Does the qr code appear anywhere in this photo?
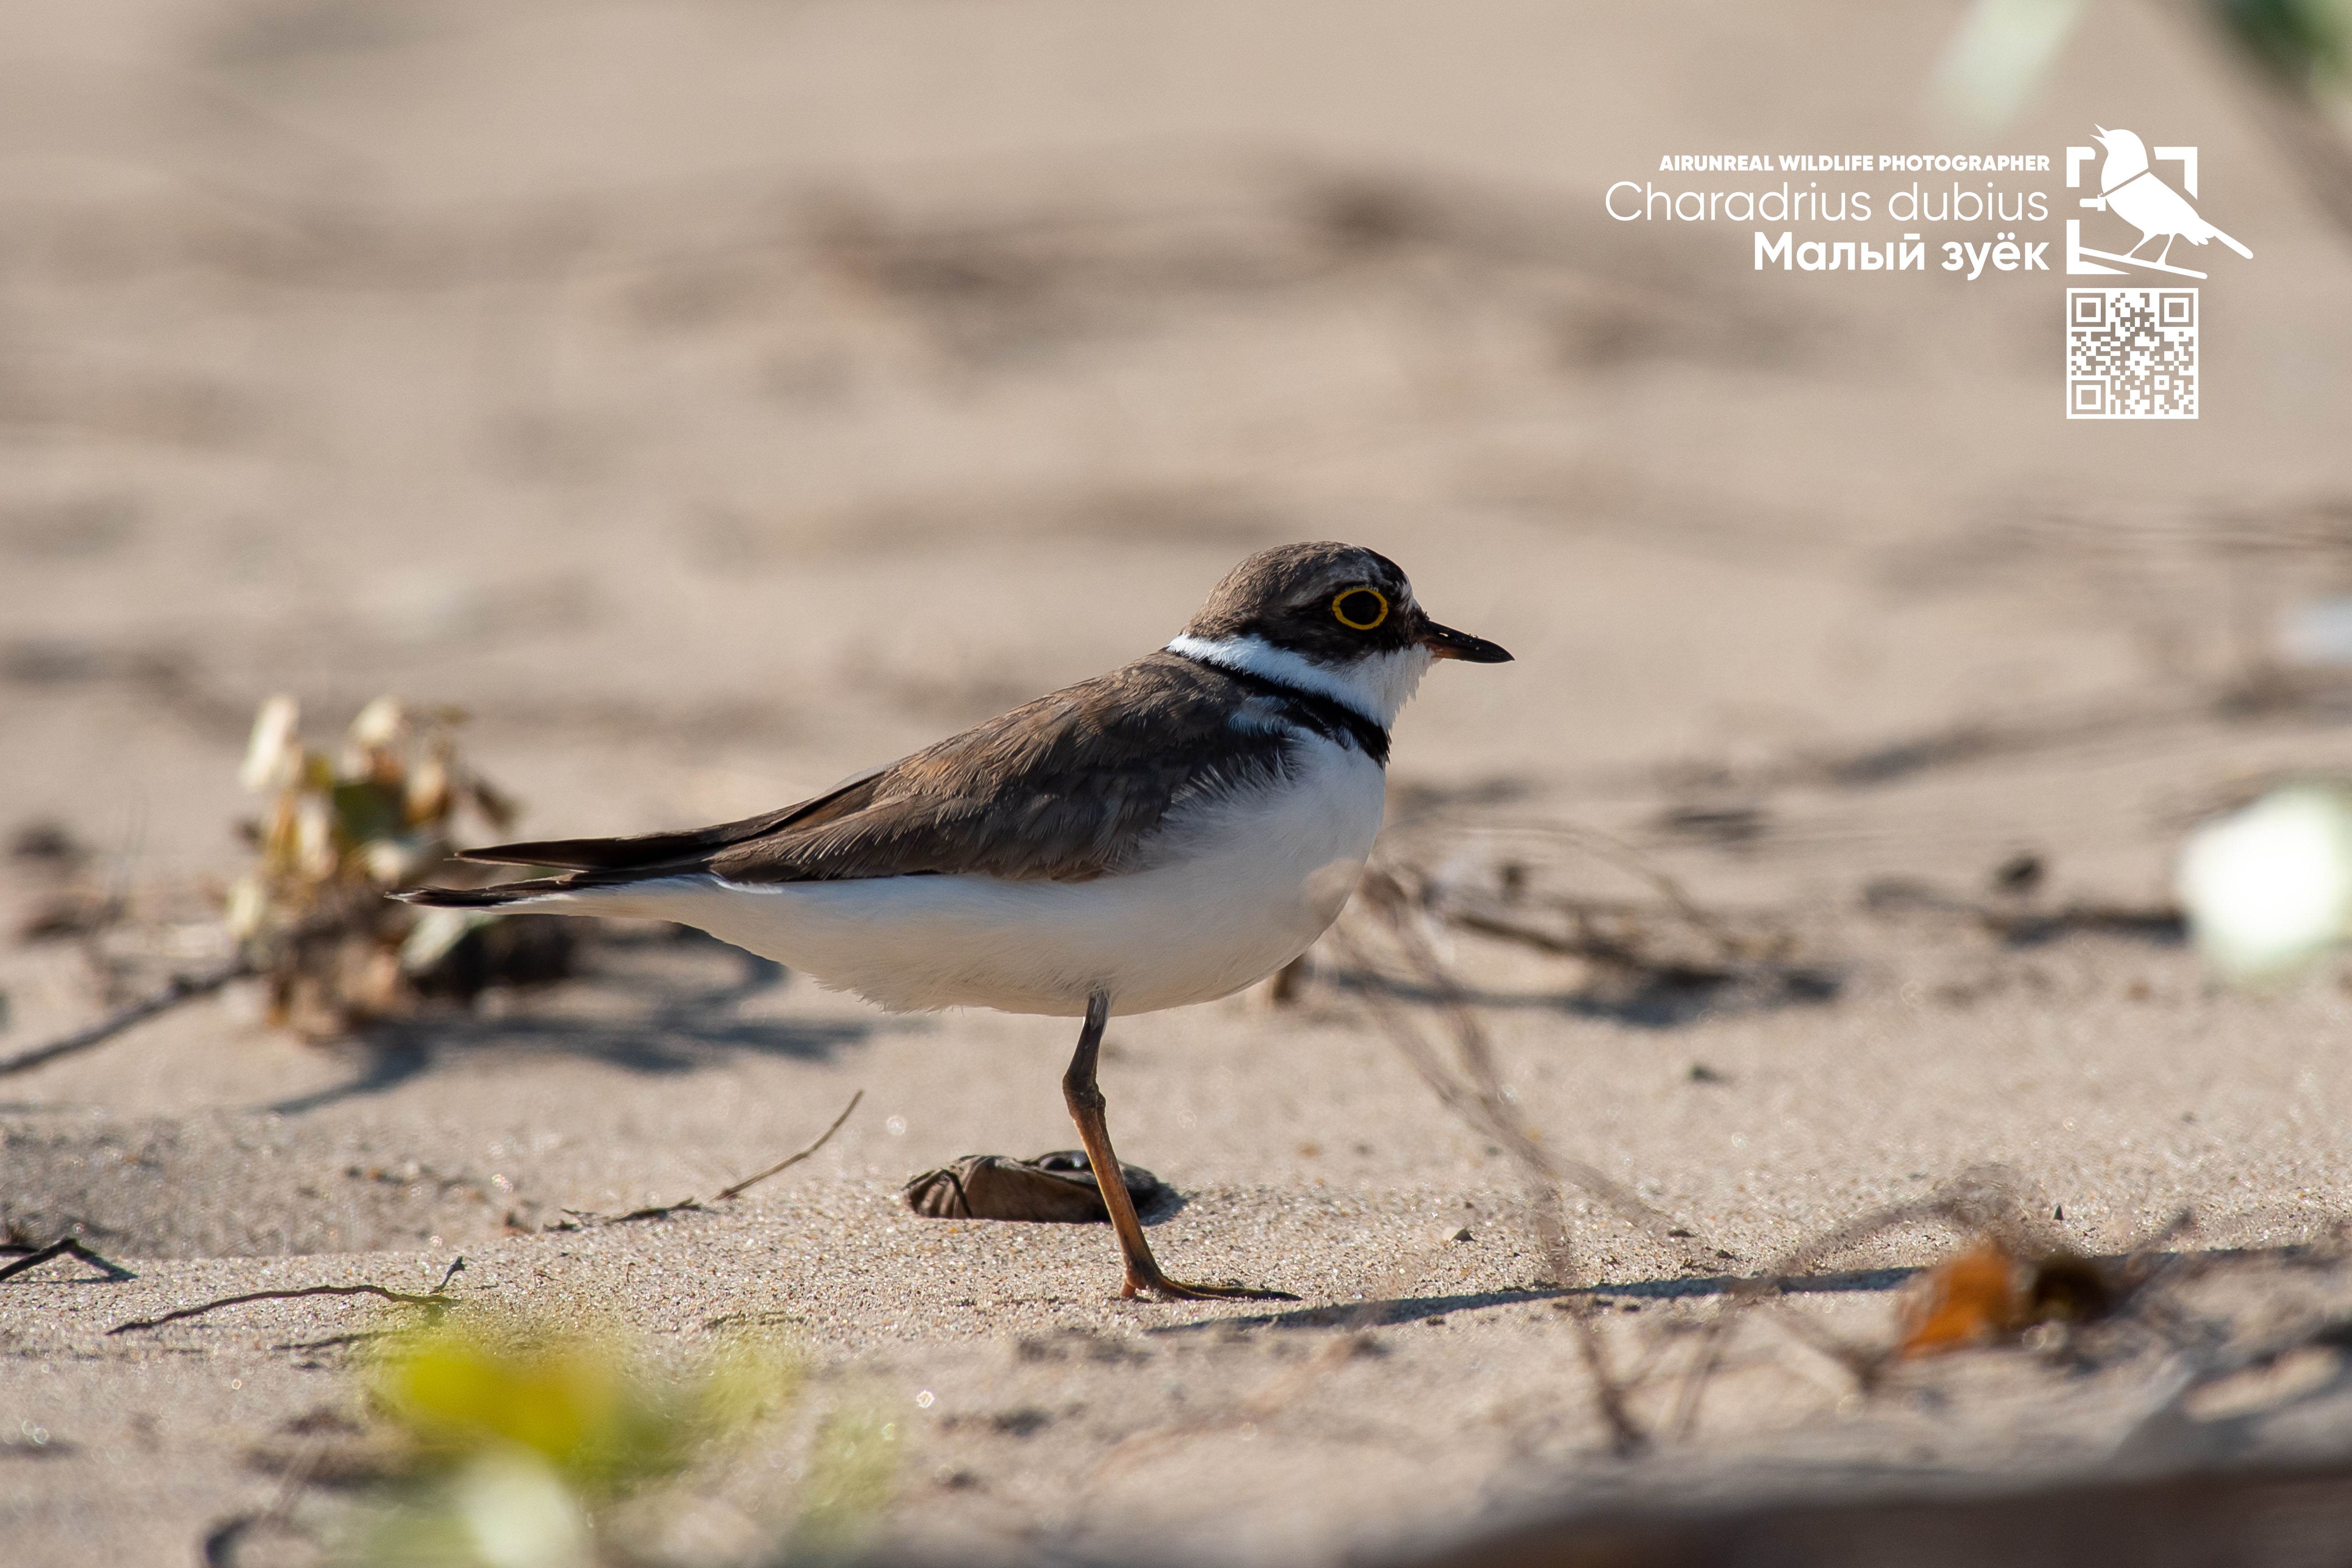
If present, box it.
[2066,289,2196,419]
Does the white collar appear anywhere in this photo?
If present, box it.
[1166,633,1430,728]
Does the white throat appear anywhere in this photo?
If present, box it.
[1167,633,1432,727]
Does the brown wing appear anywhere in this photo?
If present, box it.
[708,653,1295,883]
[457,653,1297,887]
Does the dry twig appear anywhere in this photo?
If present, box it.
[1666,1167,2035,1435]
[0,1238,138,1284]
[1329,866,1731,1454]
[713,1090,865,1201]
[1336,869,1696,1251]
[1371,820,1837,1012]
[1665,1170,2200,1437]
[1390,817,1736,945]
[550,1089,864,1227]
[110,1284,454,1336]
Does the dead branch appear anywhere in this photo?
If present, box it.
[110,1284,454,1336]
[1372,818,1840,1006]
[712,1089,864,1201]
[1329,867,1748,1455]
[550,1089,864,1227]
[1666,1171,2036,1435]
[1336,872,1697,1250]
[1446,904,1813,990]
[1390,816,1757,964]
[1661,1166,2163,1436]
[1765,1166,2060,1286]
[598,1199,707,1224]
[0,1238,138,1284]
[1862,879,2183,945]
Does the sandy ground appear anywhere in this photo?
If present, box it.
[9,2,2352,1563]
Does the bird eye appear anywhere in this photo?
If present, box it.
[1331,587,1389,631]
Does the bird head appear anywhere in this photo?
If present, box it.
[1173,542,1511,727]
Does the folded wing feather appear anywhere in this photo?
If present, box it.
[443,653,1294,892]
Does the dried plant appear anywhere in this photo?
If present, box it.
[1321,843,2223,1454]
[1327,861,1729,1455]
[1665,1168,2202,1438]
[1299,819,1840,1026]
[227,694,549,1037]
[1896,1239,2117,1359]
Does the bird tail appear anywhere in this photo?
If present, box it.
[2210,225,2251,259]
[392,874,586,910]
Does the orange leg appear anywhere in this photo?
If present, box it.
[1061,991,1295,1301]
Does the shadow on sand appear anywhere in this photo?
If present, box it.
[1145,1243,2328,1336]
[263,932,903,1115]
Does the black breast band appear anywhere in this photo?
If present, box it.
[1175,654,1392,766]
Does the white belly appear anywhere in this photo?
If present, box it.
[567,737,1387,1016]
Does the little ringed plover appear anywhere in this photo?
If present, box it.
[399,541,1511,1299]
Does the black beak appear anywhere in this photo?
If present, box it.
[1417,617,1513,664]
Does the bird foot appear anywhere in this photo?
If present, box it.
[1124,1273,1298,1302]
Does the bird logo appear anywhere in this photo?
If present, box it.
[2067,127,2251,279]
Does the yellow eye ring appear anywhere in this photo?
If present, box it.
[1332,587,1389,630]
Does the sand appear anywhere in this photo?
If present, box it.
[8,1,2352,1563]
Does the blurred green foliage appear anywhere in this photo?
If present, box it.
[2221,0,2352,85]
[792,1410,903,1553]
[340,1312,815,1567]
[1938,0,2352,132]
